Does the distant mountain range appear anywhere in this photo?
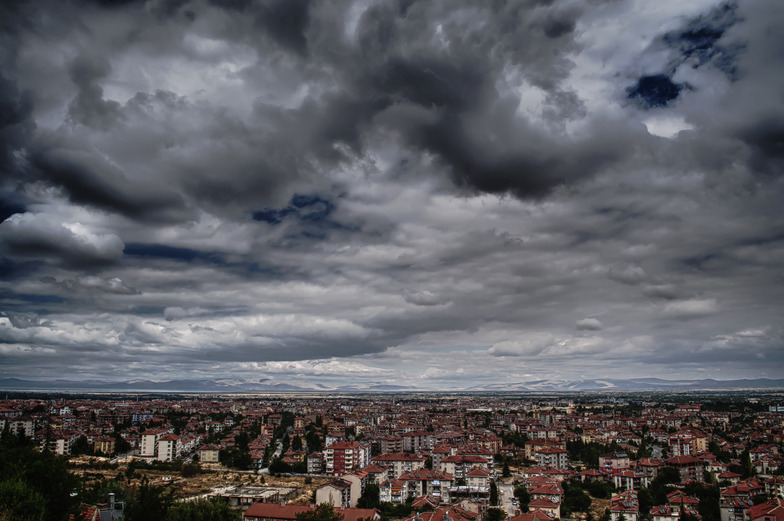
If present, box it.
[0,377,782,393]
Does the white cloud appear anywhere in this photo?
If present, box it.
[576,318,603,331]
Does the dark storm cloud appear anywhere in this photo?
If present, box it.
[66,53,123,130]
[736,115,784,175]
[29,142,191,223]
[0,0,782,385]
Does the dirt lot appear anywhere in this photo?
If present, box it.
[68,456,330,502]
[588,497,611,521]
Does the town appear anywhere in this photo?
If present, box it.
[1,392,783,521]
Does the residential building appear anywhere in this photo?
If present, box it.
[200,444,221,463]
[157,433,181,462]
[610,491,639,521]
[324,441,371,476]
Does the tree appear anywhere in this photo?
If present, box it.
[296,503,344,521]
[514,485,530,512]
[357,483,380,509]
[562,482,592,515]
[114,434,131,455]
[651,467,681,504]
[71,435,91,456]
[124,479,173,521]
[490,481,499,506]
[269,458,292,474]
[0,434,79,521]
[181,462,201,478]
[164,498,241,521]
[0,477,46,521]
[502,461,511,478]
[637,488,654,517]
[587,480,614,499]
[485,508,505,521]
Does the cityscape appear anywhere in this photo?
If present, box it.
[1,390,784,520]
[1,0,783,519]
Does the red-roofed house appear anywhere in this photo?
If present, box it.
[244,503,380,521]
[610,491,639,521]
[749,498,784,521]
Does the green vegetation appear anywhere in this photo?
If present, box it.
[0,433,79,521]
[357,483,380,509]
[514,485,530,512]
[561,481,592,516]
[163,498,241,521]
[485,507,506,521]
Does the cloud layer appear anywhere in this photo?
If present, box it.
[1,0,782,388]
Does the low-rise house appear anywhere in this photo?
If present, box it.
[610,491,639,521]
[402,506,476,521]
[380,479,407,504]
[464,467,491,494]
[375,453,427,478]
[652,504,700,521]
[527,497,561,518]
[721,479,766,521]
[244,503,380,521]
[665,455,707,483]
[440,455,491,480]
[308,452,324,474]
[535,447,568,469]
[600,453,631,473]
[94,436,116,455]
[199,444,221,463]
[748,498,784,521]
[614,471,651,491]
[363,463,390,484]
[399,469,454,503]
[510,511,558,521]
[315,479,355,508]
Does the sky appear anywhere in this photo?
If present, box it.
[0,0,782,390]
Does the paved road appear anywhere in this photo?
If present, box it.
[498,482,517,517]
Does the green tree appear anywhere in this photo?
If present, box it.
[164,498,241,521]
[296,503,344,521]
[587,480,614,499]
[0,435,79,521]
[514,485,530,512]
[269,458,292,474]
[71,435,91,456]
[562,482,592,515]
[0,477,46,521]
[124,479,173,521]
[637,488,654,517]
[181,462,201,478]
[357,483,380,509]
[485,508,505,521]
[114,434,131,454]
[490,481,499,506]
[651,467,681,504]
